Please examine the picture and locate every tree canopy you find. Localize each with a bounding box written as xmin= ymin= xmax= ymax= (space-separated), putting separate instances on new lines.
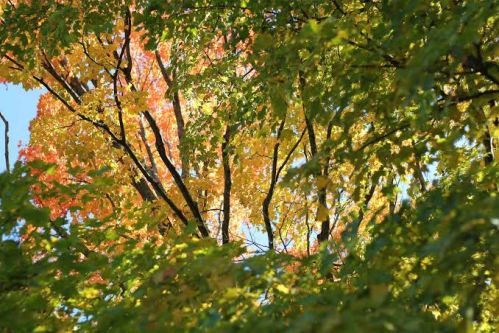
xmin=0 ymin=0 xmax=497 ymax=332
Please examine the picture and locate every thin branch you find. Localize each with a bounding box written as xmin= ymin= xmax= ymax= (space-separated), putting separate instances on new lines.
xmin=0 ymin=111 xmax=10 ymax=172
xmin=358 ymin=182 xmax=377 ymax=227
xmin=355 ymin=123 xmax=410 ymax=152
xmin=305 ymin=203 xmax=311 ymax=257
xmin=139 ymin=115 xmax=160 ymax=180
xmin=262 ymin=119 xmax=286 ymax=251
xmin=143 ymin=111 xmax=210 ymax=237
xmin=275 ymin=127 xmax=307 ymax=181
xmin=221 ymin=125 xmax=232 ymax=244
xmin=154 ymin=50 xmax=188 ymax=176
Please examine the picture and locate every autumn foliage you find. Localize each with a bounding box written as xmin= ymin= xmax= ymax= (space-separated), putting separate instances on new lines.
xmin=0 ymin=1 xmax=498 ymax=332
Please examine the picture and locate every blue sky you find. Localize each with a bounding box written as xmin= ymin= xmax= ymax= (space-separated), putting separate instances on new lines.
xmin=0 ymin=84 xmax=42 ymax=172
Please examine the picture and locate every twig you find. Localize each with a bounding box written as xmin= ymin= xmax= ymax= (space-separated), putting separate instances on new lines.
xmin=0 ymin=111 xmax=10 ymax=173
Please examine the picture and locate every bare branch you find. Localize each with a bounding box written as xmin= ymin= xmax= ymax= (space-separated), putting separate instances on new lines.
xmin=0 ymin=111 xmax=10 ymax=173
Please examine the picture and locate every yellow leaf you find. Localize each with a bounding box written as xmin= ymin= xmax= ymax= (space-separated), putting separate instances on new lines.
xmin=316 ymin=205 xmax=329 ymax=221
xmin=316 ymin=176 xmax=329 ymax=189
xmin=337 ymin=29 xmax=348 ymax=39
xmin=275 ymin=284 xmax=290 ymax=294
xmin=225 ymin=287 xmax=242 ymax=299
xmin=80 ymin=287 xmax=100 ymax=299
xmin=202 ymin=103 xmax=213 ymax=115
xmin=457 ymin=100 xmax=471 ymax=113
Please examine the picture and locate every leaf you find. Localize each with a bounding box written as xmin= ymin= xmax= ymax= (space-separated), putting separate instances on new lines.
xmin=316 ymin=204 xmax=329 ymax=221
xmin=316 ymin=175 xmax=329 ymax=190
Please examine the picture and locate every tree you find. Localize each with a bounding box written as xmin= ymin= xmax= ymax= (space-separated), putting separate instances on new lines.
xmin=0 ymin=0 xmax=497 ymax=332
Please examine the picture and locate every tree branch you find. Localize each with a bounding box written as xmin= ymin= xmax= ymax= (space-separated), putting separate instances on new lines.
xmin=0 ymin=111 xmax=10 ymax=173
xmin=143 ymin=111 xmax=210 ymax=237
xmin=221 ymin=125 xmax=232 ymax=244
xmin=154 ymin=50 xmax=189 ymax=177
xmin=262 ymin=118 xmax=286 ymax=251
